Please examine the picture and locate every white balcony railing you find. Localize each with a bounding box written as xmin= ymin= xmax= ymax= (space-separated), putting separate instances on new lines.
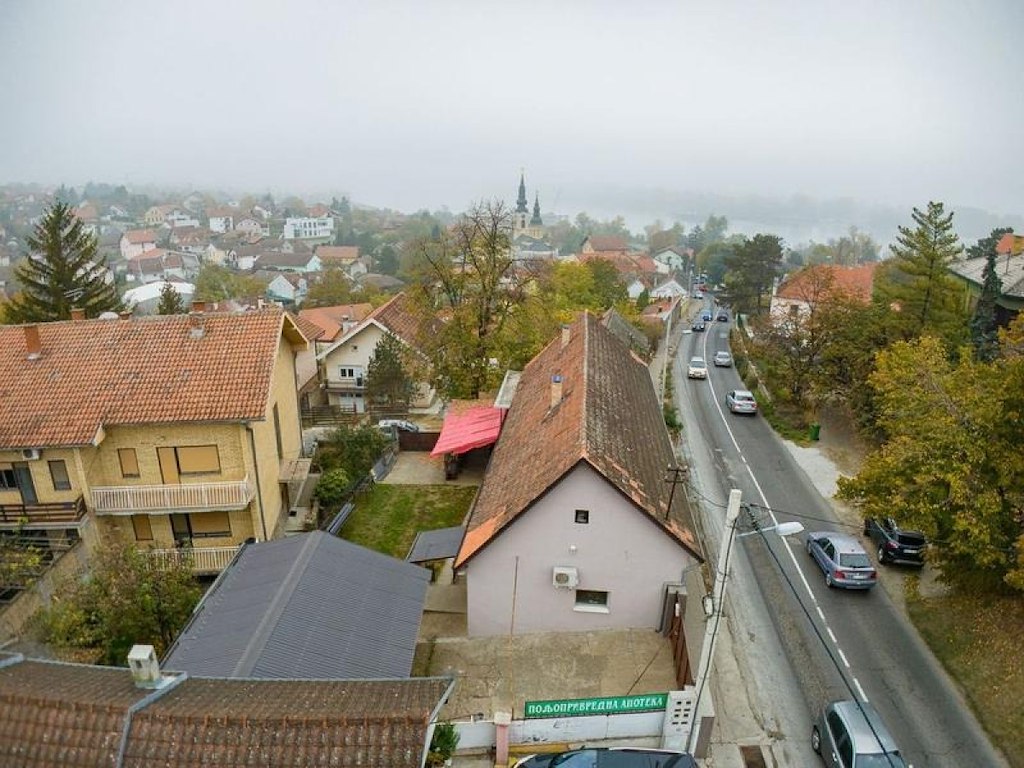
xmin=92 ymin=477 xmax=255 ymax=515
xmin=143 ymin=545 xmax=242 ymax=574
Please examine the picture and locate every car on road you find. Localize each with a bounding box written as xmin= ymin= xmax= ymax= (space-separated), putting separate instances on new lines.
xmin=716 ymin=311 xmax=729 ymax=322
xmin=514 ymin=747 xmax=697 ymax=768
xmin=687 ymin=357 xmax=708 ymax=379
xmin=863 ymin=516 xmax=927 ymax=566
xmin=806 ymin=532 xmax=877 ymax=589
xmin=701 ymin=311 xmax=712 ymax=322
xmin=713 ymin=351 xmax=733 ymax=367
xmin=691 ymin=320 xmax=706 ymax=332
xmin=812 ymin=699 xmax=909 ymax=768
xmin=725 ymin=389 xmax=757 ymax=414
xmin=692 ymin=291 xmax=703 ymax=299
xmin=377 ymin=419 xmax=419 ymax=433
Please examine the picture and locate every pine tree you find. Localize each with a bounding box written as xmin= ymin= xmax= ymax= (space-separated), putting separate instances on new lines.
xmin=365 ymin=332 xmax=415 ymax=408
xmin=156 ymin=281 xmax=185 ymax=315
xmin=5 ymin=201 xmax=124 ymax=323
xmin=875 ymin=201 xmax=966 ymax=344
xmin=970 ymin=252 xmax=1002 ymax=362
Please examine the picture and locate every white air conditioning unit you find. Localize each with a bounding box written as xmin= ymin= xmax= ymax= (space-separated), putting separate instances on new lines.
xmin=21 ymin=448 xmax=41 ymax=460
xmin=552 ymin=566 xmax=579 ymax=589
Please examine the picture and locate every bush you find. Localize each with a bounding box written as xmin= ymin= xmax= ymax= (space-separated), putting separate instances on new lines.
xmin=316 ymin=424 xmax=389 ymax=478
xmin=314 ymin=468 xmax=351 ymax=507
xmin=426 ymin=721 xmax=460 ymax=767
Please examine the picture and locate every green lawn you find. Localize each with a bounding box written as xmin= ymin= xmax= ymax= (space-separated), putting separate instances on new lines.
xmin=337 ymin=484 xmax=477 ymax=559
xmin=907 ymin=588 xmax=1024 ymax=766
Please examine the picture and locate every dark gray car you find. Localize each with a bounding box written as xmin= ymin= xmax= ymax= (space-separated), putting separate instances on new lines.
xmin=813 ymin=699 xmax=909 ymax=767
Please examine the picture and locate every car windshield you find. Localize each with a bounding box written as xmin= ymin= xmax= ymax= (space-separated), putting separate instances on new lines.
xmin=690 ymin=358 xmax=705 ymax=366
xmin=735 ymin=393 xmax=753 ymax=401
xmin=856 ymin=753 xmax=906 ymax=768
xmin=839 ymin=552 xmax=872 ymax=568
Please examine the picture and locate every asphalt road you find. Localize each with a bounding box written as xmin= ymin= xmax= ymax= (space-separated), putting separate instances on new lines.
xmin=672 ymin=298 xmax=1006 ymax=768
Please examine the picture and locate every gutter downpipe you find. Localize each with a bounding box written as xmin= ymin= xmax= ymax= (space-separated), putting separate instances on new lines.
xmin=245 ymin=423 xmax=269 ymax=542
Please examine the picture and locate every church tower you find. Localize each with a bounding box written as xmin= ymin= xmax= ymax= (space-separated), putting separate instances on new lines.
xmin=527 ymin=193 xmax=544 ymax=239
xmin=515 ymin=172 xmax=529 ymax=235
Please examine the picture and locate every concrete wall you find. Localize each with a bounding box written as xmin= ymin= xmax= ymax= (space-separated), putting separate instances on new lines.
xmin=466 ymin=463 xmax=699 ymax=636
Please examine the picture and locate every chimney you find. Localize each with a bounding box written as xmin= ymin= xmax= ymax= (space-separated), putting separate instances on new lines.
xmin=127 ymin=644 xmax=173 ymax=690
xmin=550 ymin=374 xmax=563 ymax=409
xmin=561 ymin=324 xmax=571 ymax=347
xmin=70 ymin=308 xmax=86 ymax=322
xmin=119 ymin=311 xmax=132 ymax=321
xmin=24 ymin=325 xmax=41 ymax=360
xmin=191 ymin=300 xmax=206 ymax=313
xmin=189 ymin=311 xmax=206 ymax=339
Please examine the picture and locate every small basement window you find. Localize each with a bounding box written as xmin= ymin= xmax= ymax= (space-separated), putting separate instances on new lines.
xmin=574 ymin=509 xmax=590 ymax=524
xmin=574 ymin=589 xmax=609 ymax=614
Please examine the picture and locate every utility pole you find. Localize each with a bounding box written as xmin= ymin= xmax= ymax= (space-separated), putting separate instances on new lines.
xmin=687 ymin=488 xmax=742 ymax=755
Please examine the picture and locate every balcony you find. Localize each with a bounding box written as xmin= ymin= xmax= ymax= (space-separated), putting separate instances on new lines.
xmin=91 ymin=477 xmax=255 ymax=515
xmin=0 ymin=496 xmax=87 ymax=529
xmin=323 ymin=375 xmax=364 ymax=394
xmin=143 ymin=544 xmax=242 ymax=575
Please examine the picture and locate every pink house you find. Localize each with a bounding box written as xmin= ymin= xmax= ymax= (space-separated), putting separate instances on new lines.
xmin=120 ymin=229 xmax=159 ymax=261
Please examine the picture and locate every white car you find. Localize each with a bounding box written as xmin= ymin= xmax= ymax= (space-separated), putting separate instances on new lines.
xmin=377 ymin=419 xmax=419 ymax=432
xmin=687 ymin=357 xmax=708 ymax=379
xmin=713 ymin=351 xmax=733 ymax=367
xmin=726 ymin=389 xmax=757 ymax=414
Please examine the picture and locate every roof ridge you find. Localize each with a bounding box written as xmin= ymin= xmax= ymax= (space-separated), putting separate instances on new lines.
xmin=580 ymin=311 xmax=589 ymax=458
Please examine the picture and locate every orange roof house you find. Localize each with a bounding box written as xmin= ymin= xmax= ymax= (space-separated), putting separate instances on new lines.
xmin=770 ymin=263 xmax=877 ymax=322
xmin=455 ymin=313 xmax=702 ymax=637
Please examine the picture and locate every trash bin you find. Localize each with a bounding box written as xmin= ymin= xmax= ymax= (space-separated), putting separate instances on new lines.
xmin=809 ymin=423 xmax=821 ymax=441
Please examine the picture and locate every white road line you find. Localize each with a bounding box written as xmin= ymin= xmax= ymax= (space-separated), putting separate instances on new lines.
xmin=700 ymin=328 xmax=868 ymax=700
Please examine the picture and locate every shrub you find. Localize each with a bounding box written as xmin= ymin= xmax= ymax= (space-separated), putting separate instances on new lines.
xmin=314 ymin=468 xmax=351 ymax=507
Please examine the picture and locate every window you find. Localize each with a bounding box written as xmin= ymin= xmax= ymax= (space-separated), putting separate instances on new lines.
xmin=273 ymin=403 xmax=283 ymax=459
xmin=132 ymin=515 xmax=153 ymax=541
xmin=118 ymin=448 xmax=140 ymax=478
xmin=0 ymin=468 xmax=15 ymax=490
xmin=175 ymin=445 xmax=221 ymax=475
xmin=574 ymin=589 xmax=609 ymax=613
xmin=48 ymin=460 xmax=71 ymax=491
xmin=189 ymin=511 xmax=232 ymax=538
xmin=574 ymin=509 xmax=590 ymax=524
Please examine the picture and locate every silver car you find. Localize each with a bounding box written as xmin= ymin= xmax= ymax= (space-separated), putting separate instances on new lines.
xmin=726 ymin=389 xmax=757 ymax=414
xmin=813 ymin=699 xmax=909 ymax=767
xmin=687 ymin=357 xmax=707 ymax=379
xmin=806 ymin=532 xmax=877 ymax=589
xmin=713 ymin=351 xmax=733 ymax=367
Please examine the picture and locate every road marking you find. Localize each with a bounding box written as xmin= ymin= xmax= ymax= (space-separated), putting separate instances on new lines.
xmin=697 ymin=331 xmax=869 ymax=703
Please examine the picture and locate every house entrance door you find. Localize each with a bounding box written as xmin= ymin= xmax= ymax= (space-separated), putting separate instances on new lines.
xmin=12 ymin=462 xmax=37 ymax=505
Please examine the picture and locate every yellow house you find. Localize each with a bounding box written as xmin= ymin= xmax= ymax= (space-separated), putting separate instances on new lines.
xmin=0 ymin=306 xmax=309 ymax=575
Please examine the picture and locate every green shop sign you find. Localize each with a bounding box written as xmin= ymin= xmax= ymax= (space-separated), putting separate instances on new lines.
xmin=524 ymin=693 xmax=668 ymax=719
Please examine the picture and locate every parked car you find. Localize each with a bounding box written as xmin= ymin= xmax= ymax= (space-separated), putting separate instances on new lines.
xmin=377 ymin=419 xmax=419 ymax=433
xmin=713 ymin=351 xmax=733 ymax=367
xmin=691 ymin=320 xmax=706 ymax=332
xmin=863 ymin=516 xmax=927 ymax=566
xmin=726 ymin=389 xmax=757 ymax=414
xmin=806 ymin=532 xmax=877 ymax=589
xmin=514 ymin=748 xmax=697 ymax=768
xmin=812 ymin=699 xmax=909 ymax=767
xmin=687 ymin=357 xmax=708 ymax=379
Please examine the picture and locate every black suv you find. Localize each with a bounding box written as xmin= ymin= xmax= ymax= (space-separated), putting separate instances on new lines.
xmin=863 ymin=516 xmax=927 ymax=566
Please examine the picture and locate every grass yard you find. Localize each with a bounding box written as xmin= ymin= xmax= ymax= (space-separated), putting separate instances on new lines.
xmin=907 ymin=589 xmax=1024 ymax=766
xmin=338 ymin=483 xmax=477 ymax=559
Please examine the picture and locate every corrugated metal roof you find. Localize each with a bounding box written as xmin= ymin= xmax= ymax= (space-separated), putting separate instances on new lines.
xmin=406 ymin=526 xmax=465 ymax=563
xmin=163 ymin=531 xmax=430 ymax=680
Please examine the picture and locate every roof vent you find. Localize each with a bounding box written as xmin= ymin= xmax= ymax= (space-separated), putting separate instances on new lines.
xmin=550 ymin=374 xmax=563 ymax=409
xmin=70 ymin=308 xmax=86 ymax=321
xmin=24 ymin=325 xmax=41 ymax=360
xmin=127 ymin=644 xmax=173 ymax=690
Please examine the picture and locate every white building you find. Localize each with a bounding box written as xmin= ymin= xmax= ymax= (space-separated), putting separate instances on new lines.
xmin=283 ymin=216 xmax=334 ymax=240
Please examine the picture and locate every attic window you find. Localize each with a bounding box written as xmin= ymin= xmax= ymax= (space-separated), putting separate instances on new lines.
xmin=574 ymin=509 xmax=590 ymax=524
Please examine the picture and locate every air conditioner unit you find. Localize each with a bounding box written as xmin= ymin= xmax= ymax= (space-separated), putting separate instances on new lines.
xmin=21 ymin=448 xmax=41 ymax=460
xmin=552 ymin=566 xmax=579 ymax=589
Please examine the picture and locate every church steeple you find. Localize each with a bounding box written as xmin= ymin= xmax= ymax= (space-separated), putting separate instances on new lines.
xmin=516 ymin=171 xmax=529 ymax=214
xmin=530 ymin=193 xmax=543 ymax=226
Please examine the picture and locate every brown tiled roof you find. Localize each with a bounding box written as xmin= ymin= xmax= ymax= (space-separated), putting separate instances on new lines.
xmin=775 ymin=263 xmax=876 ymax=304
xmin=0 ymin=654 xmax=452 ymax=768
xmin=257 ymin=251 xmax=315 ymax=268
xmin=0 ymin=657 xmax=152 ymax=768
xmin=289 ymin=312 xmax=326 ymax=341
xmin=0 ymin=309 xmax=307 ymax=449
xmin=124 ymin=677 xmax=449 ymax=768
xmin=455 ymin=312 xmax=701 ymax=567
xmin=299 ymin=303 xmax=373 ymax=341
xmin=124 ymin=229 xmax=158 ymax=245
xmin=586 ymin=235 xmax=629 ymax=252
xmin=366 ymin=292 xmax=420 ymax=344
xmin=317 ymin=245 xmax=360 ymax=264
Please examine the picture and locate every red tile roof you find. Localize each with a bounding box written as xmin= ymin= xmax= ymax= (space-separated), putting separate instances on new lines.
xmin=316 ymin=245 xmax=361 ymax=264
xmin=0 ymin=309 xmax=307 ymax=449
xmin=299 ymin=303 xmax=373 ymax=341
xmin=123 ymin=229 xmax=159 ymax=245
xmin=775 ymin=263 xmax=877 ymax=304
xmin=366 ymin=292 xmax=421 ymax=344
xmin=585 ymin=235 xmax=629 ymax=252
xmin=996 ymin=232 xmax=1024 ymax=256
xmin=455 ymin=313 xmax=701 ymax=567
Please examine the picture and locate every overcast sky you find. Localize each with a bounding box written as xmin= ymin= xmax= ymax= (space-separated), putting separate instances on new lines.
xmin=2 ymin=0 xmax=1022 ymax=221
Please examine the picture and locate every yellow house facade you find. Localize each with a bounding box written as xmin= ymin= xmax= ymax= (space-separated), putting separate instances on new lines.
xmin=0 ymin=307 xmax=308 ymax=577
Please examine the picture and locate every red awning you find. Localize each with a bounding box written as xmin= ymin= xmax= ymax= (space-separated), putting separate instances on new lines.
xmin=430 ymin=406 xmax=504 ymax=456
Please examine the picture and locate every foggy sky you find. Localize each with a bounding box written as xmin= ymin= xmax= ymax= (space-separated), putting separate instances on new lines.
xmin=2 ymin=0 xmax=1022 ymax=220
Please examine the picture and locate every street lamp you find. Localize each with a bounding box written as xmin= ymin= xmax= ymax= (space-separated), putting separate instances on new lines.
xmin=686 ymin=489 xmax=804 ymax=755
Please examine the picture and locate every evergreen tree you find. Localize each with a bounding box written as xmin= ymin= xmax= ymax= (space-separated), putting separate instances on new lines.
xmin=971 ymin=251 xmax=1002 ymax=362
xmin=724 ymin=233 xmax=784 ymax=314
xmin=875 ymin=201 xmax=966 ymax=344
xmin=365 ymin=332 xmax=415 ymax=408
xmin=966 ymin=227 xmax=1013 ymax=260
xmin=5 ymin=201 xmax=123 ymax=323
xmin=156 ymin=281 xmax=185 ymax=315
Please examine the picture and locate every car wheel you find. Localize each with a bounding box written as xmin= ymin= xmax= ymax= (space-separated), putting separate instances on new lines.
xmin=877 ymin=545 xmax=888 ymax=564
xmin=811 ymin=726 xmax=821 ymax=754
xmin=825 ymin=571 xmax=834 ymax=588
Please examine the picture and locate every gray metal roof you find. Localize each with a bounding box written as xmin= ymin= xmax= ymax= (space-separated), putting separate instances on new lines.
xmin=163 ymin=531 xmax=430 ymax=680
xmin=406 ymin=526 xmax=465 ymax=563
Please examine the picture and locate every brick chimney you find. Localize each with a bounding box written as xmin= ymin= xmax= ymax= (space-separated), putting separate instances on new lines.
xmin=191 ymin=300 xmax=206 ymax=313
xmin=550 ymin=374 xmax=563 ymax=409
xmin=24 ymin=325 xmax=41 ymax=360
xmin=70 ymin=308 xmax=86 ymax=322
xmin=189 ymin=311 xmax=206 ymax=339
